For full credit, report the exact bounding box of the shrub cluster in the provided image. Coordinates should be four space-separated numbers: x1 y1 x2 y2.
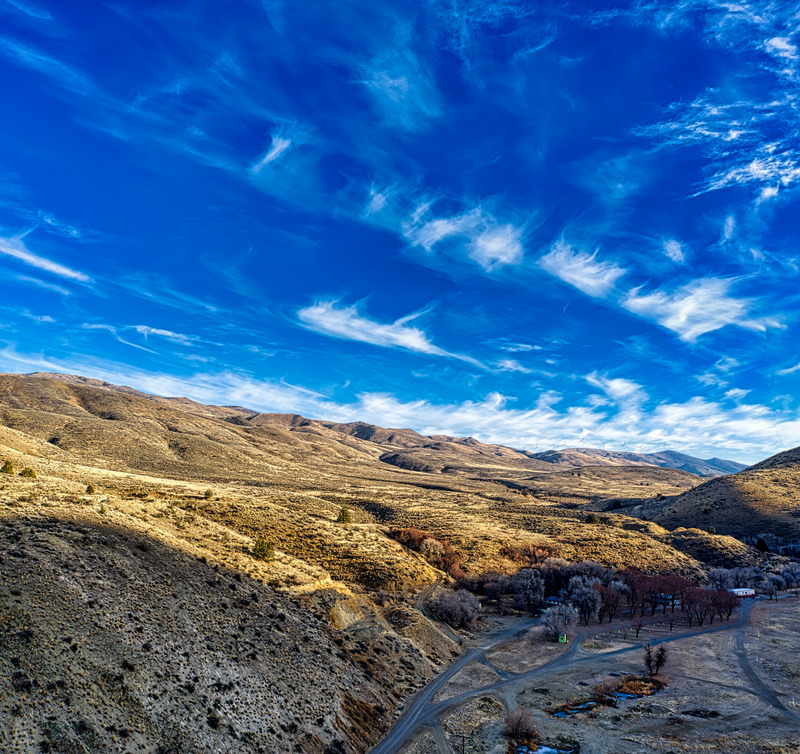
498 544 558 565
433 590 482 629
503 708 540 750
388 527 465 579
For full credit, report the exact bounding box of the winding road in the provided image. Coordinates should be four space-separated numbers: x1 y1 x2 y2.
369 597 798 754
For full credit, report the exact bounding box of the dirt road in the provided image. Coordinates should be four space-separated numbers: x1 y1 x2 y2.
370 597 797 754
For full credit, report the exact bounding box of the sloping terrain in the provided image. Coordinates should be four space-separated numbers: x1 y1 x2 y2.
0 373 717 575
642 446 800 547
0 372 776 752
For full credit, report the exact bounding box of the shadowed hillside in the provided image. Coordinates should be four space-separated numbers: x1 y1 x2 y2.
642 446 800 552
0 372 779 752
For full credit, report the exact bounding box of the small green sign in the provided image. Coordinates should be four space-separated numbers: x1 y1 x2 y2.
558 633 568 643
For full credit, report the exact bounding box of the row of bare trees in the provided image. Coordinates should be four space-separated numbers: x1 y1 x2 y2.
468 558 758 634
707 564 800 598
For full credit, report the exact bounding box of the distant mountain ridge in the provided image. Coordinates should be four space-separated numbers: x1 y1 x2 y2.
15 372 745 477
640 444 800 549
530 447 747 478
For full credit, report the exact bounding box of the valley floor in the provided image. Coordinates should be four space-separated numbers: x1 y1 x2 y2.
376 596 800 754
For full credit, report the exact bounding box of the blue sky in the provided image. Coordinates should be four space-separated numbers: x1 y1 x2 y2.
1 0 799 463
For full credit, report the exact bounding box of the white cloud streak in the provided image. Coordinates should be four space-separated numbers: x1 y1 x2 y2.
402 204 525 271
662 238 685 263
250 135 293 174
132 325 199 345
297 299 483 366
623 277 782 342
538 240 625 298
585 372 646 404
358 37 442 131
0 35 91 94
0 233 91 283
4 0 52 20
495 358 532 374
81 322 203 351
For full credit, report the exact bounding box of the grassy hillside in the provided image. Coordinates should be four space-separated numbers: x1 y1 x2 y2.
0 372 780 752
642 446 800 551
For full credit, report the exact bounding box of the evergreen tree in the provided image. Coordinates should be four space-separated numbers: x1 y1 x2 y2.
1 460 13 474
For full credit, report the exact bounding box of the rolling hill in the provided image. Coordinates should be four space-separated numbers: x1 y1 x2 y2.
641 445 800 552
0 371 783 753
530 447 747 477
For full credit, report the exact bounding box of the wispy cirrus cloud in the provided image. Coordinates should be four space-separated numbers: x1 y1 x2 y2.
495 358 532 374
358 31 442 131
11 273 71 296
538 240 625 298
249 122 310 174
498 340 541 353
662 238 685 264
132 325 201 345
585 372 646 405
765 36 799 64
3 0 52 20
81 323 156 354
81 322 206 352
631 2 800 196
0 35 91 94
250 135 293 174
0 233 91 283
622 277 783 342
402 204 525 271
571 151 649 206
297 298 482 366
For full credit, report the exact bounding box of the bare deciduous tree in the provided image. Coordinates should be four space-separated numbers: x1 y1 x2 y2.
510 568 544 613
541 603 578 640
644 643 668 677
503 708 540 746
433 590 482 629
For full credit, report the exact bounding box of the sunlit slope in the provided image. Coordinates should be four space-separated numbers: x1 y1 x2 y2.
644 446 800 543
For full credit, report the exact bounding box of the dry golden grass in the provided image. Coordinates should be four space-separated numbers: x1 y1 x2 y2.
644 448 800 546
1 372 794 753
0 372 738 577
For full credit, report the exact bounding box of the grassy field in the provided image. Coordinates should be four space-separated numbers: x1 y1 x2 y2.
0 372 797 753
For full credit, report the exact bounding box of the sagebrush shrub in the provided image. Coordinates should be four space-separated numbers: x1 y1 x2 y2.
253 539 275 561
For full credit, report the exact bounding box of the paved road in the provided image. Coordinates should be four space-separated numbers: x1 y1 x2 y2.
370 598 797 753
